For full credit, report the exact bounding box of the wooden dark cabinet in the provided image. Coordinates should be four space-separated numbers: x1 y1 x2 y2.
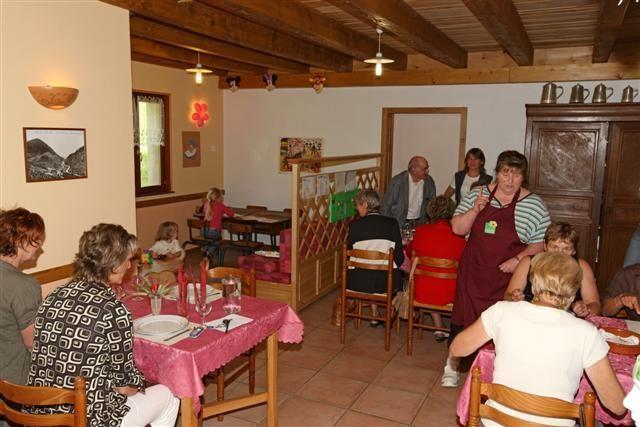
524 104 640 289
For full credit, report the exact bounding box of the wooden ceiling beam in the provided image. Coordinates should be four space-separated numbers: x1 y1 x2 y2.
131 37 267 74
198 0 407 70
101 0 353 72
461 0 533 66
593 0 630 63
325 0 466 68
130 17 309 74
131 52 227 76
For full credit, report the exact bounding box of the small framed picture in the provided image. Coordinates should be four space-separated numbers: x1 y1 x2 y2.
23 128 87 182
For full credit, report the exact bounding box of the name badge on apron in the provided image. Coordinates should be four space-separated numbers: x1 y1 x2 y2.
484 220 498 234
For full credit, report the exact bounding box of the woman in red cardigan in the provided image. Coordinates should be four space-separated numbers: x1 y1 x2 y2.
406 195 466 340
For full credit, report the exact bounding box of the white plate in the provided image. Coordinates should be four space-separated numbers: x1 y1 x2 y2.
166 283 221 304
255 250 280 258
133 315 188 336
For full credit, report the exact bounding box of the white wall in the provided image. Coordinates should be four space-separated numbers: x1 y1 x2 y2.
392 114 461 194
1 1 135 273
224 79 640 210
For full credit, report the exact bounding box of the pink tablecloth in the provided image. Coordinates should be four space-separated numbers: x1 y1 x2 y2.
456 316 634 425
125 296 304 412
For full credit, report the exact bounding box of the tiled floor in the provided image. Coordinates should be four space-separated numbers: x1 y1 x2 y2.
199 288 465 427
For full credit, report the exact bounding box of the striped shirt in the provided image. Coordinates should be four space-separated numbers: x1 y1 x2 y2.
455 186 550 244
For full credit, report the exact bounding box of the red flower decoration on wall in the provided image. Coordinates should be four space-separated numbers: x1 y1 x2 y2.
192 102 210 127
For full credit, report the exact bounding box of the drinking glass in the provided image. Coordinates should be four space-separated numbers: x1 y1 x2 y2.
129 275 145 301
222 276 242 314
150 295 162 315
194 282 212 325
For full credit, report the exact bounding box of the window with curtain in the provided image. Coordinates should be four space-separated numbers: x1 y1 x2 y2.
133 92 170 196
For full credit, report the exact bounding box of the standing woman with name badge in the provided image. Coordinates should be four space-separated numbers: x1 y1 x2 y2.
441 151 550 387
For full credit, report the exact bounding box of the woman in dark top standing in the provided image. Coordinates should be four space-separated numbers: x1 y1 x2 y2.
444 148 493 205
347 189 404 303
28 224 179 427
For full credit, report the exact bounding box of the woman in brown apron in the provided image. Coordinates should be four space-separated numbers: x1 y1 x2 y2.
441 151 550 387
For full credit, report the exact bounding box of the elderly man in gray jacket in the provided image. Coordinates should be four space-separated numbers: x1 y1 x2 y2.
380 156 436 227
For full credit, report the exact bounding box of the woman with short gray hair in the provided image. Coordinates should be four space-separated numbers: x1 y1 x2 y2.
27 223 179 426
347 189 404 325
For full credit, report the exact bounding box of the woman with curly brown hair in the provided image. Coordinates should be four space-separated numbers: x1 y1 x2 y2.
27 223 179 427
406 195 466 340
0 207 45 386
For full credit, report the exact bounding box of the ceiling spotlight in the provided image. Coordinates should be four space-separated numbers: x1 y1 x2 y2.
364 28 394 77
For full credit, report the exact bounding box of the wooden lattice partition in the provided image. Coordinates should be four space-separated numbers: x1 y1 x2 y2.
289 154 381 309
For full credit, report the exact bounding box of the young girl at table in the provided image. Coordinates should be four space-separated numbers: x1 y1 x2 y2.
202 187 234 259
149 221 185 261
450 252 625 426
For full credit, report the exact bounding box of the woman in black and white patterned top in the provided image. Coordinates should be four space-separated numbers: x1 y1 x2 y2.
27 224 179 426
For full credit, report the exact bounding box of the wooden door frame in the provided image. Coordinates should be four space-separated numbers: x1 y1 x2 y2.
379 107 468 193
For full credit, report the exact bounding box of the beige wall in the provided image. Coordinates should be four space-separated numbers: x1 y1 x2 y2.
131 61 224 248
0 1 136 274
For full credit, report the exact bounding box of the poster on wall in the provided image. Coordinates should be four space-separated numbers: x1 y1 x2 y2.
23 127 87 183
316 174 330 196
182 131 201 168
300 176 317 199
279 137 323 173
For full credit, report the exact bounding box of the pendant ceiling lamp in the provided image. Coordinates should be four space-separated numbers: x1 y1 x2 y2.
185 52 212 85
364 28 394 77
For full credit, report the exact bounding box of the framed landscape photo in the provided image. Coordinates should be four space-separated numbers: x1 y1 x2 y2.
23 128 87 182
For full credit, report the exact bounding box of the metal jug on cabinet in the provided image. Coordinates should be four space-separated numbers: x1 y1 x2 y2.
540 82 564 104
592 83 614 103
569 83 590 104
621 85 639 103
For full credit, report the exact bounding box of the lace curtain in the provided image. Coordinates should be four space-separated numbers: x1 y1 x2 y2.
133 94 165 147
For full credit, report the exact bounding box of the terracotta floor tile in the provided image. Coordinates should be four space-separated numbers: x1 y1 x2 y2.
279 344 339 370
247 363 316 394
413 386 464 427
319 353 388 383
351 384 425 424
257 397 345 427
296 372 367 408
300 309 333 329
341 340 400 362
215 384 291 423
202 415 257 426
335 411 408 427
391 343 449 371
373 360 440 394
303 326 353 350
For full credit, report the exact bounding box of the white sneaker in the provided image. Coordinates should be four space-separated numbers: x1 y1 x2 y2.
441 365 460 387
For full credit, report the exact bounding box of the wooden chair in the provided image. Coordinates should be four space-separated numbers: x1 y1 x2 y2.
218 223 263 266
182 218 219 252
406 254 458 355
468 366 596 427
0 376 87 426
205 267 257 421
340 242 399 351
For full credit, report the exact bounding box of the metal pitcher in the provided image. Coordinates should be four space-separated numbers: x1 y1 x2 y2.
592 83 614 103
569 83 590 104
541 82 564 104
621 85 639 103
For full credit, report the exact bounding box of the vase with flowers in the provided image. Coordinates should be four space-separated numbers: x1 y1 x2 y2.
131 276 173 315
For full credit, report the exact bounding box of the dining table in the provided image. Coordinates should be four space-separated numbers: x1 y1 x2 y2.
124 293 304 426
455 316 635 425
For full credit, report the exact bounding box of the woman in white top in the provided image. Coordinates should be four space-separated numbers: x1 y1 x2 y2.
444 148 493 205
451 252 625 426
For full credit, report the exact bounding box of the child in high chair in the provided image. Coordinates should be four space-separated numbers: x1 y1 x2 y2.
150 221 185 261
202 187 234 259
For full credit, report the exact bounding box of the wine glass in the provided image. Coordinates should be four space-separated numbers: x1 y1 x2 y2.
193 283 212 326
129 274 145 301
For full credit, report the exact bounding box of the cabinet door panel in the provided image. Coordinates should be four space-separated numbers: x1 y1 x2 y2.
598 123 640 287
526 121 608 267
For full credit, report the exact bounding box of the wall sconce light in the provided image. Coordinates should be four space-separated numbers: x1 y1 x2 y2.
226 76 241 92
28 86 79 110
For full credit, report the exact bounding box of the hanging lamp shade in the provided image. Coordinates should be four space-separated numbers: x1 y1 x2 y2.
185 52 212 85
364 28 394 65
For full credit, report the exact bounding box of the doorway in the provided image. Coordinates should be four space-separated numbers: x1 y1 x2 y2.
380 107 467 194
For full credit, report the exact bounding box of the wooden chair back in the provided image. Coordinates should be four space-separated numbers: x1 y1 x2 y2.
146 270 177 285
187 218 206 235
208 266 256 297
246 205 268 211
0 376 87 426
406 254 459 355
340 242 398 351
230 222 253 239
468 367 596 427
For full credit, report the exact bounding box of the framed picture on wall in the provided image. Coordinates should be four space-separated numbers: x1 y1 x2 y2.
279 137 323 173
182 131 201 168
23 127 87 183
